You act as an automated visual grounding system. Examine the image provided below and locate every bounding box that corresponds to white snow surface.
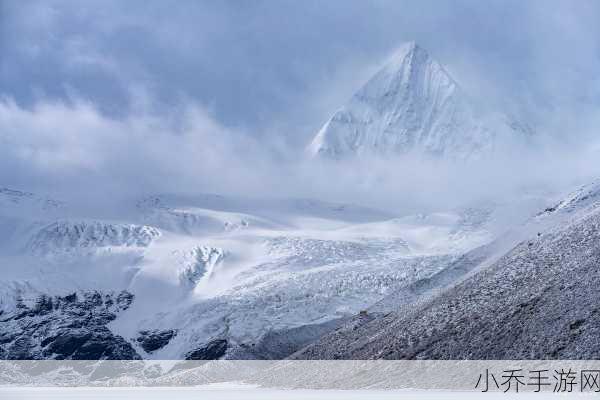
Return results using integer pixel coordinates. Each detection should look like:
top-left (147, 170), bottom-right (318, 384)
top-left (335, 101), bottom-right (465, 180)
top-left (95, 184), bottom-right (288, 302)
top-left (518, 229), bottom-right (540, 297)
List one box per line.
top-left (308, 42), bottom-right (529, 159)
top-left (0, 187), bottom-right (550, 359)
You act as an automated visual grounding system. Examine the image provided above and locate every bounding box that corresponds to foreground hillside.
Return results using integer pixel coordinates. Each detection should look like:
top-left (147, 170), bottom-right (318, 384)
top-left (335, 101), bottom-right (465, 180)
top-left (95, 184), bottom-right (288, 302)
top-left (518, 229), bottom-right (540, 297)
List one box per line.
top-left (294, 181), bottom-right (600, 359)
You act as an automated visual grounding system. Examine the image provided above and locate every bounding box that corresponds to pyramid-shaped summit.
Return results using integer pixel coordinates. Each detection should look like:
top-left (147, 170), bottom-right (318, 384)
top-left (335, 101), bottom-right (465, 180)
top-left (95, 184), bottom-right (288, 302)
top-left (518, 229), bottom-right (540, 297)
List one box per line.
top-left (308, 42), bottom-right (508, 159)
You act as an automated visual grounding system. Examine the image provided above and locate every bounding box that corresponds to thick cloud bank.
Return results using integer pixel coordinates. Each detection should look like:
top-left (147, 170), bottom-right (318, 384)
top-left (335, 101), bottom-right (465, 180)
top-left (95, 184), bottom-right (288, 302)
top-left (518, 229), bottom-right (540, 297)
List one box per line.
top-left (1, 96), bottom-right (598, 218)
top-left (1, 1), bottom-right (600, 214)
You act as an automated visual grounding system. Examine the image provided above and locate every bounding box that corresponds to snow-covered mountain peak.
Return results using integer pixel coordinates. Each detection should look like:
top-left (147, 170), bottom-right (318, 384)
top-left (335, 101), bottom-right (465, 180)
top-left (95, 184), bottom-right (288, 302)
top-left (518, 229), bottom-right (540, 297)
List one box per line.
top-left (365, 41), bottom-right (456, 96)
top-left (308, 42), bottom-right (526, 160)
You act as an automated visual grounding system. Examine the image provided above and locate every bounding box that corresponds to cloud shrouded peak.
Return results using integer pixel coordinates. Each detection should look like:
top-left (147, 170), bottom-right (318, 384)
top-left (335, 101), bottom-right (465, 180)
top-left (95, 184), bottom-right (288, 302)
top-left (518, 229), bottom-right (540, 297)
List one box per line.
top-left (2, 1), bottom-right (600, 211)
top-left (307, 42), bottom-right (529, 160)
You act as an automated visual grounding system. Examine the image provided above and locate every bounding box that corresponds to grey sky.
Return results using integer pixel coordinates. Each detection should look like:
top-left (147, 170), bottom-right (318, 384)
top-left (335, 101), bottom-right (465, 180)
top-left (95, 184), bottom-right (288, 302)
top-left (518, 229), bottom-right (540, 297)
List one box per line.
top-left (1, 0), bottom-right (600, 208)
top-left (3, 0), bottom-right (600, 142)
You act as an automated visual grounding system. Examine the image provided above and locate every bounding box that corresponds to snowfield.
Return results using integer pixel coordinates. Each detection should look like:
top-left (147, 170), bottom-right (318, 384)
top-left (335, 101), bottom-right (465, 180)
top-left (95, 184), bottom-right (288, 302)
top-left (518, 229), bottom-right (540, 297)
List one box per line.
top-left (0, 185), bottom-right (530, 360)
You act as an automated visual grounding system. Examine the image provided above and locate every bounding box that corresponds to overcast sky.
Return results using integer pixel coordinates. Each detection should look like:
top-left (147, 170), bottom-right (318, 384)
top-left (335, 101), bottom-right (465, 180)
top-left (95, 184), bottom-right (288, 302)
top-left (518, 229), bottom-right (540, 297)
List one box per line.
top-left (4, 1), bottom-right (600, 137)
top-left (1, 0), bottom-right (600, 206)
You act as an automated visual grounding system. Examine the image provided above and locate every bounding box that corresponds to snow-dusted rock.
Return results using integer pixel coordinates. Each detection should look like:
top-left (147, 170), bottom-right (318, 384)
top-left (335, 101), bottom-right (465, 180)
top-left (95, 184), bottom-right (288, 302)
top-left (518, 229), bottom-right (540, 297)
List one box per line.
top-left (294, 179), bottom-right (600, 359)
top-left (177, 246), bottom-right (226, 288)
top-left (538, 179), bottom-right (600, 216)
top-left (0, 290), bottom-right (139, 360)
top-left (27, 221), bottom-right (161, 254)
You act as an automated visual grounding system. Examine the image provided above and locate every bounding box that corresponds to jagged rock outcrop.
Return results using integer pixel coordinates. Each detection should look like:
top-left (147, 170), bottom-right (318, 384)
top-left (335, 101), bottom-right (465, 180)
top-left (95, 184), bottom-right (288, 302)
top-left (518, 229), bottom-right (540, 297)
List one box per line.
top-left (0, 291), bottom-right (140, 360)
top-left (136, 330), bottom-right (177, 354)
top-left (185, 339), bottom-right (228, 360)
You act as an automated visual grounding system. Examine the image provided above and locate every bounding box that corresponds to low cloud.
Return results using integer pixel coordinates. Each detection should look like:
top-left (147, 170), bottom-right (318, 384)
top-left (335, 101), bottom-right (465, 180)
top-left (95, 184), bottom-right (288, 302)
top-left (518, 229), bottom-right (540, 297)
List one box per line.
top-left (0, 97), bottom-right (274, 200)
top-left (2, 1), bottom-right (600, 219)
top-left (2, 95), bottom-right (598, 222)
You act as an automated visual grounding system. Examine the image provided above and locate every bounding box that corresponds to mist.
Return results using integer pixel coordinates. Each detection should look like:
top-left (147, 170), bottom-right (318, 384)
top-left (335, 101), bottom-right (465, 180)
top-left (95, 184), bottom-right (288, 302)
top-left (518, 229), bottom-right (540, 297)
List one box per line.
top-left (2, 0), bottom-right (600, 216)
top-left (1, 95), bottom-right (598, 220)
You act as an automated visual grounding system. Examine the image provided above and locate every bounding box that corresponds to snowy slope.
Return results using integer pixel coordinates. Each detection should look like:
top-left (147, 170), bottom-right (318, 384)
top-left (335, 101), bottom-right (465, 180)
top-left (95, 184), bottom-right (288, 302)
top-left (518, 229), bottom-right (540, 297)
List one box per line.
top-left (309, 42), bottom-right (529, 159)
top-left (114, 194), bottom-right (500, 359)
top-left (294, 180), bottom-right (600, 359)
top-left (0, 186), bottom-right (523, 360)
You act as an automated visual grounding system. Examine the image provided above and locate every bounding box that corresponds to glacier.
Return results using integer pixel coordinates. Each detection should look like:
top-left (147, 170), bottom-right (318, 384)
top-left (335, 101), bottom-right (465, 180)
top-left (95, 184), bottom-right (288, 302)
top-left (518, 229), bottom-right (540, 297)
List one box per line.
top-left (0, 186), bottom-right (541, 360)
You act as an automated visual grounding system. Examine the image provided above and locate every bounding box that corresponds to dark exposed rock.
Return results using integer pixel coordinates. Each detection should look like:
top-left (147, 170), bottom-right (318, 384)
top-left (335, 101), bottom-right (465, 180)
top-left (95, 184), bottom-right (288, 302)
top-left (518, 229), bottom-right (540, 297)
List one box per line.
top-left (136, 330), bottom-right (177, 353)
top-left (116, 292), bottom-right (134, 311)
top-left (63, 293), bottom-right (77, 303)
top-left (186, 339), bottom-right (228, 360)
top-left (7, 337), bottom-right (37, 360)
top-left (0, 290), bottom-right (141, 360)
top-left (229, 319), bottom-right (345, 360)
top-left (569, 319), bottom-right (586, 331)
top-left (32, 295), bottom-right (54, 315)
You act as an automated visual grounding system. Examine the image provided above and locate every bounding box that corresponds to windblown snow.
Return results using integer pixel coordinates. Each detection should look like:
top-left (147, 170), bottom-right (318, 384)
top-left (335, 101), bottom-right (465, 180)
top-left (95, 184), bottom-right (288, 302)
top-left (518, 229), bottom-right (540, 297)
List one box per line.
top-left (0, 185), bottom-right (544, 360)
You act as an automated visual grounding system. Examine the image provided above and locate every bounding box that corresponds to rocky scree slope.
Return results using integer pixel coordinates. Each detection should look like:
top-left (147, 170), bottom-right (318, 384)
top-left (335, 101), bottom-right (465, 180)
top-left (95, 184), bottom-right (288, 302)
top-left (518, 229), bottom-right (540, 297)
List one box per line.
top-left (293, 181), bottom-right (600, 359)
